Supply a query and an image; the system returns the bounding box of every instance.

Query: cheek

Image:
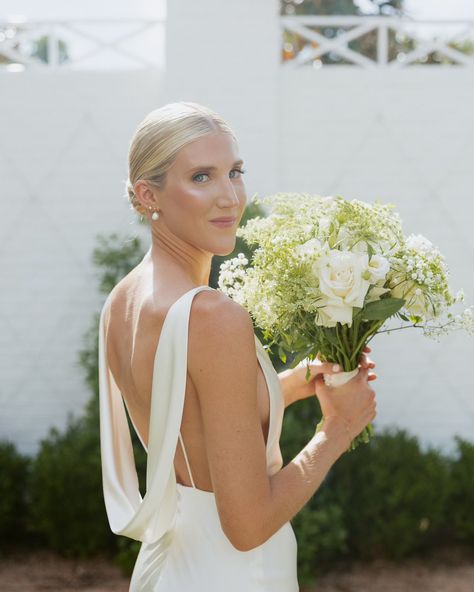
[173,184,212,213]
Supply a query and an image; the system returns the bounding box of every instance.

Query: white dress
[98,285,299,591]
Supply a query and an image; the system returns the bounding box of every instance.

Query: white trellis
[281,15,474,68]
[0,19,165,70]
[2,16,474,71]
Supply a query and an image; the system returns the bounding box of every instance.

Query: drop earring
[148,205,160,220]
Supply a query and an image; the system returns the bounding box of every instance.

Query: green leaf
[363,298,405,321]
[289,345,314,369]
[278,345,287,364]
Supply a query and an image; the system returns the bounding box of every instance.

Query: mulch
[0,545,472,591]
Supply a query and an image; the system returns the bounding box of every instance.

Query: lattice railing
[281,15,474,68]
[2,16,474,71]
[0,19,165,70]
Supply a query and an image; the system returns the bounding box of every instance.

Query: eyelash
[192,168,246,183]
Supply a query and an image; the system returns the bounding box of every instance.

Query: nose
[217,175,241,208]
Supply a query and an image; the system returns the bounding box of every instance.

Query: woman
[98,101,377,591]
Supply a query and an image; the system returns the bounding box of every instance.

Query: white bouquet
[218,193,474,451]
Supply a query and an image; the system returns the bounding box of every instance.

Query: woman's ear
[134,180,160,212]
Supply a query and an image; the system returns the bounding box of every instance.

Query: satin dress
[98,285,299,591]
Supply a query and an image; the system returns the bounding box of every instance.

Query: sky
[358,0,474,19]
[1,0,474,21]
[1,0,166,20]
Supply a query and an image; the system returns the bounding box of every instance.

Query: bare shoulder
[188,289,256,366]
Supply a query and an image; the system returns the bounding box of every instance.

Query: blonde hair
[125,101,237,219]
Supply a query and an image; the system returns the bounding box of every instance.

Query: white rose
[390,277,434,319]
[368,255,390,282]
[312,249,371,327]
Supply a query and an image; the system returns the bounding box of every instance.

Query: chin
[212,242,236,257]
[214,248,235,257]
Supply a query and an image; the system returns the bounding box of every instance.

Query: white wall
[0,70,162,454]
[278,66,474,455]
[0,0,473,456]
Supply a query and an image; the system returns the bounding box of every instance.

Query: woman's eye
[230,168,246,178]
[192,168,246,183]
[193,172,209,183]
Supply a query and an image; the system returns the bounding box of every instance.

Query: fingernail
[332,364,341,372]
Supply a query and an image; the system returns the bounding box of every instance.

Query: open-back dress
[98,284,299,591]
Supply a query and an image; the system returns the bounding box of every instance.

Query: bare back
[104,260,271,493]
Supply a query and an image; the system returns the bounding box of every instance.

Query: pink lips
[210,216,237,228]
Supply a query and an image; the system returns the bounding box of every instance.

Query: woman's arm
[188,292,376,552]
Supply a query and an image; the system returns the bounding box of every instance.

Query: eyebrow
[186,159,244,173]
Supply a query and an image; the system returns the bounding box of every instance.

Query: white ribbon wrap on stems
[323,367,359,387]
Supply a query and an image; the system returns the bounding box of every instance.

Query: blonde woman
[98,101,377,591]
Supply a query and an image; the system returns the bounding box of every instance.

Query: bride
[98,101,377,591]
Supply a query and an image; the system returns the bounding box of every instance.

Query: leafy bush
[0,441,31,550]
[320,426,452,560]
[291,494,348,585]
[114,537,142,576]
[447,436,474,544]
[27,413,116,557]
[282,402,463,587]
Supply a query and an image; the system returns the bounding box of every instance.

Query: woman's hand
[279,346,376,407]
[314,363,377,446]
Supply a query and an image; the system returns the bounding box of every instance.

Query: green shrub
[325,426,452,560]
[447,436,474,544]
[0,441,31,550]
[114,537,142,576]
[291,494,348,586]
[27,413,116,557]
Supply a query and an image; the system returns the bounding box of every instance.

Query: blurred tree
[0,25,69,66]
[280,0,473,66]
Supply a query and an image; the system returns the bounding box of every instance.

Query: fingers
[359,352,376,369]
[313,373,326,391]
[309,361,342,375]
[363,345,371,353]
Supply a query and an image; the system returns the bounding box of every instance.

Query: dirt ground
[0,545,472,592]
[302,545,474,592]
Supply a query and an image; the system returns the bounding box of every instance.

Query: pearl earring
[148,205,160,220]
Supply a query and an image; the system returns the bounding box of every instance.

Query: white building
[1,0,473,456]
